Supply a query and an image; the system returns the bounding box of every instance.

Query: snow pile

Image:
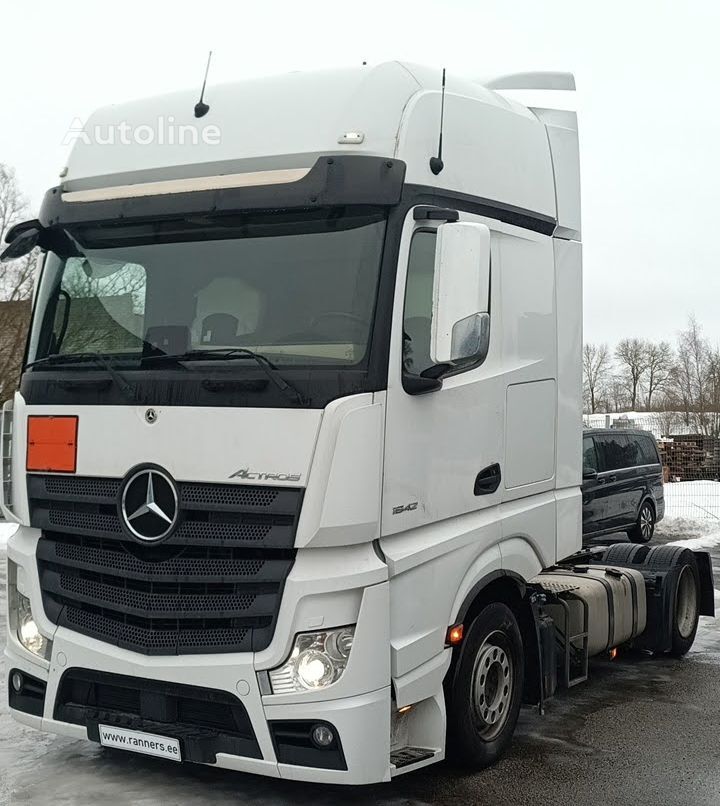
[655,480,720,549]
[0,521,18,547]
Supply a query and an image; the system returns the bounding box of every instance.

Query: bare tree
[0,165,36,302]
[583,342,611,413]
[673,316,718,435]
[607,375,630,413]
[615,337,649,411]
[644,340,674,409]
[0,164,37,400]
[704,345,720,437]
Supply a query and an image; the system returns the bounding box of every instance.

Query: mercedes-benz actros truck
[2,62,714,784]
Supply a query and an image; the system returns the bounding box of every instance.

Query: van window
[639,435,660,465]
[583,436,598,473]
[619,436,641,468]
[595,433,630,471]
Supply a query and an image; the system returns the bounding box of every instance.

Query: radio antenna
[429,68,446,175]
[194,51,213,118]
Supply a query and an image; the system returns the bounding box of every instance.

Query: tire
[627,500,655,544]
[446,602,524,769]
[668,557,700,657]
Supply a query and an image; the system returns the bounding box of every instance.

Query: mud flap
[694,551,715,617]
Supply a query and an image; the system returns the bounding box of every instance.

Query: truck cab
[4,62,705,785]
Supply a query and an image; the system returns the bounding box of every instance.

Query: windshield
[27,207,387,370]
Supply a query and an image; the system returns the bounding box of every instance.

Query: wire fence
[584,412,720,521]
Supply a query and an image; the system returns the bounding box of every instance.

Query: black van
[582,428,665,543]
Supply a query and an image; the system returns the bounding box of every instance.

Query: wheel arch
[446,572,541,707]
[641,495,657,517]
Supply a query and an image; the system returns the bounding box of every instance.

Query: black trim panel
[8,670,47,717]
[269,720,347,771]
[39,156,406,229]
[55,668,261,764]
[403,185,556,235]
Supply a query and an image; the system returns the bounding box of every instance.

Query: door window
[402,230,437,376]
[595,434,631,471]
[619,436,641,468]
[639,435,660,465]
[583,436,599,473]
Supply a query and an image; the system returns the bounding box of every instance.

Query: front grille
[55,668,261,764]
[30,474,301,655]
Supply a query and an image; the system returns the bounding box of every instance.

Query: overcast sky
[2,0,718,347]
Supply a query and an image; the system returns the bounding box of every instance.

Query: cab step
[391,747,437,770]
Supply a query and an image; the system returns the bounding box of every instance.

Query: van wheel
[446,603,524,769]
[628,501,655,543]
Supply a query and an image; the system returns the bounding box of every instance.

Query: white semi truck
[1,62,714,784]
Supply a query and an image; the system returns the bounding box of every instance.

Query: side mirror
[1,219,42,263]
[430,222,491,365]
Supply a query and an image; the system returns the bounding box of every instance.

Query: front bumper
[6,527,393,785]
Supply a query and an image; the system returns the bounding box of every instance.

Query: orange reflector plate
[27,415,78,473]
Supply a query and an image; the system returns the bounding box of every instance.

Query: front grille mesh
[30,473,301,655]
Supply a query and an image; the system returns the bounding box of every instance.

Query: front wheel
[446,602,524,769]
[628,501,655,543]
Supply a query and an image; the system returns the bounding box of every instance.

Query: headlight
[268,626,355,694]
[15,592,52,660]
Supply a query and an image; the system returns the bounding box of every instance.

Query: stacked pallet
[659,434,720,481]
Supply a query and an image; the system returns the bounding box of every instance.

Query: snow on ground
[663,479,720,520]
[0,521,17,547]
[656,480,720,549]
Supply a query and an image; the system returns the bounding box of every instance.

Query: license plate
[98,724,182,762]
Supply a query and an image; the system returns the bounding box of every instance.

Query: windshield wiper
[24,352,137,403]
[143,348,308,406]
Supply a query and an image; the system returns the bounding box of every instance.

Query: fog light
[11,671,23,693]
[311,724,335,748]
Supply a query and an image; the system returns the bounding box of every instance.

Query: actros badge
[229,467,301,482]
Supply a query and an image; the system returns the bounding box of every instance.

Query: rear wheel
[669,560,700,657]
[628,501,655,543]
[446,603,524,769]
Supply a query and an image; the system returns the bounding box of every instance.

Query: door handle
[474,463,501,496]
[607,475,617,482]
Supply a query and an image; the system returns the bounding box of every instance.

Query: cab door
[381,208,556,539]
[381,214,504,536]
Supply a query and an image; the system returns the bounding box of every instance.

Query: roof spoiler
[483,72,576,92]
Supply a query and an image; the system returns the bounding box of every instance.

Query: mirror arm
[421,362,453,380]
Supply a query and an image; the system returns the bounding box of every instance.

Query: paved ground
[1,528,718,806]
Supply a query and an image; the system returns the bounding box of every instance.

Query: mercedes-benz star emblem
[120,467,179,542]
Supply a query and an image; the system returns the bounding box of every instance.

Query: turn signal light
[447,624,464,646]
[26,416,78,473]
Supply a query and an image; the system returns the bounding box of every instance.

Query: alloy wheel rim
[641,506,653,539]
